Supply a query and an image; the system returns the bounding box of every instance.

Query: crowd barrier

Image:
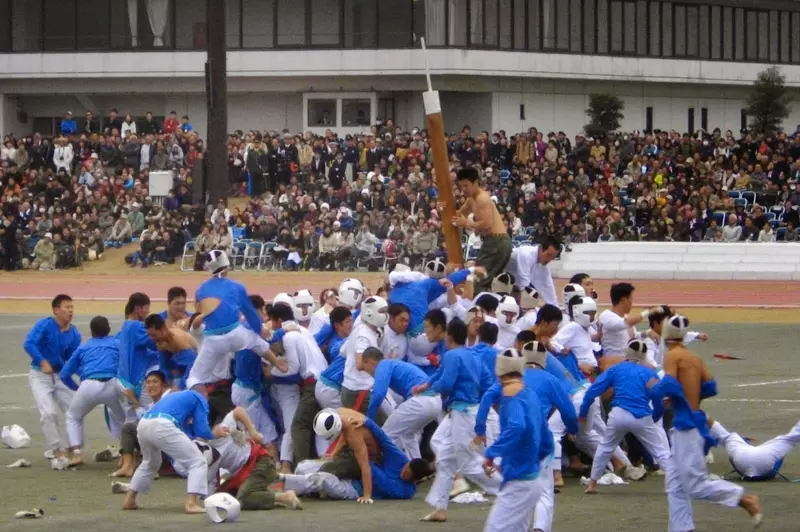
[552,242,800,281]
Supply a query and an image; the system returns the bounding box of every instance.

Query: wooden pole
[421,38,463,266]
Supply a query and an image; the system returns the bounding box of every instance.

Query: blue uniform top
[555,351,586,383]
[542,353,580,396]
[24,317,81,372]
[388,269,471,335]
[117,319,159,392]
[485,386,545,486]
[579,361,660,419]
[314,309,360,350]
[58,336,120,391]
[476,367,578,439]
[652,374,719,455]
[470,342,498,378]
[159,347,197,390]
[351,418,416,500]
[319,335,347,388]
[195,276,262,335]
[367,359,430,420]
[428,346,492,411]
[233,348,263,390]
[146,389,214,440]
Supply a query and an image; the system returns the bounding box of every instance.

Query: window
[342,99,371,126]
[277,0,305,46]
[674,4,685,56]
[710,6,721,60]
[570,0,582,53]
[420,0,446,47]
[646,106,653,132]
[33,117,56,136]
[745,10,757,60]
[596,0,608,53]
[43,0,75,50]
[584,0,596,54]
[176,0,207,50]
[648,0,660,56]
[722,6,733,60]
[542,0,555,49]
[701,107,708,131]
[740,109,747,133]
[242,0,274,48]
[75,0,109,49]
[528,0,540,51]
[757,11,768,61]
[793,13,800,63]
[379,0,412,47]
[513,0,526,49]
[556,0,569,50]
[12,0,41,51]
[734,8,744,60]
[311,0,341,46]
[499,0,512,49]
[636,0,647,55]
[686,6,698,57]
[485,0,499,47]
[378,98,395,122]
[226,0,241,48]
[780,11,790,63]
[698,5,708,59]
[623,1,635,54]
[110,0,134,49]
[610,1,623,53]
[307,100,336,127]
[687,108,694,135]
[769,11,778,62]
[661,1,672,57]
[0,0,7,51]
[610,0,636,54]
[345,0,376,48]
[469,0,484,45]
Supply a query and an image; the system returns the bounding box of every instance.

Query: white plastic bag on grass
[2,425,32,448]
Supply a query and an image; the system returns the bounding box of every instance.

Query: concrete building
[1,0,800,138]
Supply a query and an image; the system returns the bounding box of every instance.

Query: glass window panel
[648,0,660,56]
[674,4,685,56]
[43,0,75,50]
[109,0,133,49]
[379,0,412,47]
[499,0,512,48]
[342,99,371,126]
[745,10,757,60]
[513,0,526,49]
[584,0,595,53]
[623,1,635,54]
[722,6,733,60]
[345,0,376,47]
[734,8,744,60]
[528,0,540,50]
[277,0,305,46]
[226,0,241,48]
[698,5,708,58]
[610,1,622,53]
[12,0,42,51]
[769,11,778,62]
[556,0,569,50]
[76,0,109,50]
[597,0,608,53]
[570,0,582,53]
[469,0,483,45]
[792,13,800,63]
[176,0,207,50]
[710,5,721,59]
[449,0,467,45]
[136,0,172,48]
[242,0,274,48]
[636,0,647,55]
[661,1,671,57]
[757,11,768,61]
[308,100,337,127]
[0,0,8,51]
[485,0,499,46]
[542,0,555,49]
[311,0,340,45]
[422,0,447,46]
[686,6,698,57]
[780,11,790,63]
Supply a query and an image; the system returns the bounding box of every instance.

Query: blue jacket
[117,319,159,392]
[351,418,416,500]
[388,269,471,335]
[470,342,498,379]
[24,317,81,372]
[428,346,492,411]
[60,119,78,135]
[58,336,120,391]
[146,390,214,440]
[580,361,661,420]
[485,386,545,486]
[196,277,262,335]
[159,348,196,390]
[367,359,430,420]
[319,336,347,389]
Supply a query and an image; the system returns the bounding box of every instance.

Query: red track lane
[0,273,798,306]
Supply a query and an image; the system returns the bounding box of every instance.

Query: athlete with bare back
[655,314,763,531]
[452,167,512,294]
[144,313,198,390]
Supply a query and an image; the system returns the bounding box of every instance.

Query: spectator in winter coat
[722,215,742,242]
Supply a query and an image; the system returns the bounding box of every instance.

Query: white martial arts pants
[670,428,744,510]
[271,383,300,463]
[29,369,75,451]
[426,408,502,511]
[533,457,555,532]
[714,421,800,479]
[130,417,208,496]
[382,394,442,460]
[231,382,279,443]
[283,471,359,500]
[484,477,542,532]
[65,379,126,448]
[187,325,269,389]
[294,459,325,475]
[590,408,694,532]
[314,381,342,410]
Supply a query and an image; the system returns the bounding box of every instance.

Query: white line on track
[0,373,28,379]
[731,378,800,388]
[0,318,124,331]
[711,399,800,403]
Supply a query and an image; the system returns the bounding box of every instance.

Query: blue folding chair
[741,191,756,205]
[727,191,741,199]
[712,212,726,226]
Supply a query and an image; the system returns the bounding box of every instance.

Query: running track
[0,272,797,307]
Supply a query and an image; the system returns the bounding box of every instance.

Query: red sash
[222,442,271,493]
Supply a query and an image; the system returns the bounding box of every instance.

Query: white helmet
[663,314,689,342]
[313,409,342,439]
[521,340,547,368]
[562,283,586,309]
[520,285,541,310]
[495,348,525,377]
[361,296,389,328]
[625,338,648,362]
[569,296,596,329]
[491,272,515,295]
[497,295,519,328]
[292,289,316,322]
[205,249,230,276]
[338,278,365,309]
[272,292,293,307]
[424,258,447,279]
[204,492,241,523]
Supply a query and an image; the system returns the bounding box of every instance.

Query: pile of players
[24,245,800,530]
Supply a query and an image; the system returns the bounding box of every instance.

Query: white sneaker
[50,457,69,471]
[43,450,55,460]
[624,465,647,481]
[705,451,715,464]
[449,477,471,498]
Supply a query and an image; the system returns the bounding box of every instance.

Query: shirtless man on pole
[452,167,512,294]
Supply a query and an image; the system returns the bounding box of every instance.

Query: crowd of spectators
[4,109,800,273]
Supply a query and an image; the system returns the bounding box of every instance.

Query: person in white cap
[495,295,521,350]
[31,232,56,271]
[340,296,388,416]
